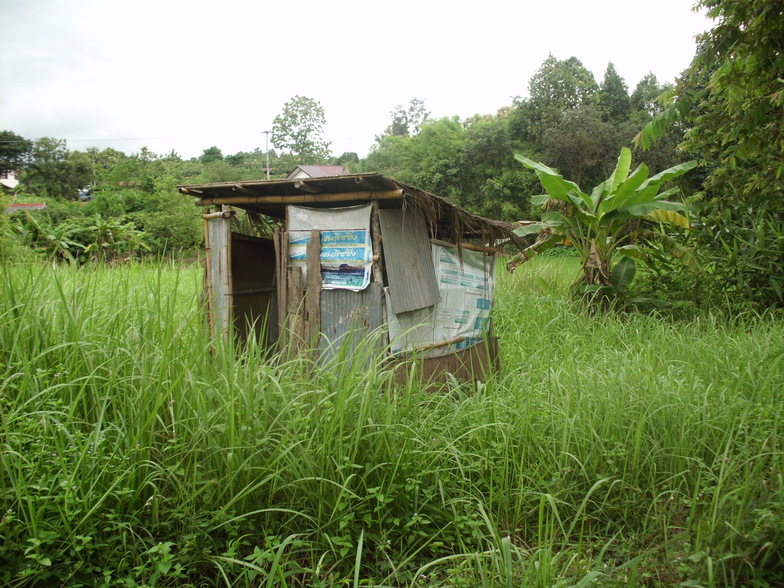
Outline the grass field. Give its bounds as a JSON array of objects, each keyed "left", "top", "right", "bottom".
[{"left": 1, "top": 259, "right": 783, "bottom": 587}]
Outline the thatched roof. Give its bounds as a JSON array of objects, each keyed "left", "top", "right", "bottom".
[{"left": 179, "top": 173, "right": 526, "bottom": 249}]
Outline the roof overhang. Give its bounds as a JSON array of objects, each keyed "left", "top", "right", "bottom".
[{"left": 178, "top": 173, "right": 527, "bottom": 248}]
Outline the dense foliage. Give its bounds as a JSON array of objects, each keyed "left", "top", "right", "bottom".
[{"left": 636, "top": 0, "right": 784, "bottom": 310}]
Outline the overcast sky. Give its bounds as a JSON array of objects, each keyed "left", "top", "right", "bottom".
[{"left": 1, "top": 0, "right": 711, "bottom": 160}]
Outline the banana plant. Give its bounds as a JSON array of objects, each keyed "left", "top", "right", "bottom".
[{"left": 509, "top": 147, "right": 699, "bottom": 302}]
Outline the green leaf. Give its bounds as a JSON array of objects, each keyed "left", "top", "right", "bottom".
[
  {"left": 589, "top": 180, "right": 608, "bottom": 211},
  {"left": 514, "top": 152, "right": 583, "bottom": 202},
  {"left": 610, "top": 256, "right": 636, "bottom": 293},
  {"left": 606, "top": 164, "right": 650, "bottom": 211},
  {"left": 621, "top": 200, "right": 687, "bottom": 217},
  {"left": 606, "top": 147, "right": 632, "bottom": 194},
  {"left": 531, "top": 194, "right": 551, "bottom": 207},
  {"left": 646, "top": 209, "right": 690, "bottom": 228},
  {"left": 639, "top": 160, "right": 698, "bottom": 189},
  {"left": 513, "top": 223, "right": 546, "bottom": 237},
  {"left": 652, "top": 187, "right": 681, "bottom": 201},
  {"left": 643, "top": 231, "right": 702, "bottom": 272}
]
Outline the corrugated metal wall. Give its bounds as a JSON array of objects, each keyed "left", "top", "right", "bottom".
[{"left": 319, "top": 282, "right": 384, "bottom": 365}]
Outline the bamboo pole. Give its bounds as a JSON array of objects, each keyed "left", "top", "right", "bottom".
[
  {"left": 392, "top": 336, "right": 466, "bottom": 358},
  {"left": 194, "top": 190, "right": 404, "bottom": 207},
  {"left": 430, "top": 238, "right": 498, "bottom": 254}
]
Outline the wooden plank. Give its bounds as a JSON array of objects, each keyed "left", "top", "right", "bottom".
[
  {"left": 195, "top": 189, "right": 403, "bottom": 207},
  {"left": 370, "top": 201, "right": 388, "bottom": 349},
  {"left": 287, "top": 265, "right": 305, "bottom": 351},
  {"left": 378, "top": 208, "right": 439, "bottom": 314},
  {"left": 370, "top": 201, "right": 383, "bottom": 286},
  {"left": 202, "top": 212, "right": 214, "bottom": 337},
  {"left": 305, "top": 229, "right": 322, "bottom": 355}
]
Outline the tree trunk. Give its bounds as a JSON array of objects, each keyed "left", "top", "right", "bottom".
[{"left": 582, "top": 239, "right": 610, "bottom": 286}]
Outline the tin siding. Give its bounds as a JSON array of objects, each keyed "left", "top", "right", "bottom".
[
  {"left": 378, "top": 209, "right": 439, "bottom": 314},
  {"left": 206, "top": 215, "right": 232, "bottom": 338},
  {"left": 319, "top": 282, "right": 384, "bottom": 365}
]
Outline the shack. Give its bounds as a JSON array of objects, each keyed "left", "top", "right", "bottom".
[{"left": 179, "top": 173, "right": 525, "bottom": 383}]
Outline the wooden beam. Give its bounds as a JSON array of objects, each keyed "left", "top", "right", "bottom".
[
  {"left": 294, "top": 180, "right": 321, "bottom": 194},
  {"left": 287, "top": 266, "right": 305, "bottom": 351},
  {"left": 233, "top": 183, "right": 255, "bottom": 196},
  {"left": 195, "top": 189, "right": 404, "bottom": 207},
  {"left": 354, "top": 177, "right": 376, "bottom": 190}
]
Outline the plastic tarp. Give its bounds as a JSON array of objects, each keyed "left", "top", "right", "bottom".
[
  {"left": 387, "top": 243, "right": 495, "bottom": 356},
  {"left": 288, "top": 204, "right": 372, "bottom": 291}
]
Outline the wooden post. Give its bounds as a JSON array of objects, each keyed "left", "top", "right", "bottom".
[
  {"left": 370, "top": 200, "right": 389, "bottom": 350},
  {"left": 203, "top": 209, "right": 214, "bottom": 337},
  {"left": 203, "top": 204, "right": 232, "bottom": 342},
  {"left": 305, "top": 229, "right": 322, "bottom": 359},
  {"left": 273, "top": 228, "right": 289, "bottom": 353}
]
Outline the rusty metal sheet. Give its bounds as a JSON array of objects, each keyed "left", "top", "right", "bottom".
[
  {"left": 378, "top": 208, "right": 439, "bottom": 314},
  {"left": 319, "top": 282, "right": 384, "bottom": 365},
  {"left": 393, "top": 336, "right": 500, "bottom": 389}
]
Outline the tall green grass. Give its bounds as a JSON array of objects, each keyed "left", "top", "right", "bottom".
[{"left": 1, "top": 258, "right": 783, "bottom": 586}]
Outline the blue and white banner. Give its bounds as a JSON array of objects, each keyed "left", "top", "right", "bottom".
[
  {"left": 288, "top": 205, "right": 373, "bottom": 291},
  {"left": 387, "top": 243, "right": 495, "bottom": 356}
]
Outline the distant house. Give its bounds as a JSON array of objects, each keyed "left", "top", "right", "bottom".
[
  {"left": 286, "top": 165, "right": 350, "bottom": 180},
  {"left": 5, "top": 202, "right": 46, "bottom": 214},
  {"left": 1, "top": 170, "right": 20, "bottom": 190}
]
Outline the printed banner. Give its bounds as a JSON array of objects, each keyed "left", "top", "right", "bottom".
[
  {"left": 288, "top": 205, "right": 372, "bottom": 291},
  {"left": 387, "top": 243, "right": 495, "bottom": 356},
  {"left": 432, "top": 244, "right": 494, "bottom": 350}
]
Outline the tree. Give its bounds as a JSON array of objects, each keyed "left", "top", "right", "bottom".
[
  {"left": 24, "top": 138, "right": 94, "bottom": 200},
  {"left": 635, "top": 0, "right": 784, "bottom": 308},
  {"left": 0, "top": 130, "right": 32, "bottom": 174},
  {"left": 542, "top": 106, "right": 615, "bottom": 187},
  {"left": 199, "top": 146, "right": 223, "bottom": 165},
  {"left": 406, "top": 117, "right": 467, "bottom": 204},
  {"left": 636, "top": 0, "right": 783, "bottom": 201},
  {"left": 380, "top": 98, "right": 431, "bottom": 138},
  {"left": 272, "top": 95, "right": 331, "bottom": 162},
  {"left": 511, "top": 55, "right": 598, "bottom": 142},
  {"left": 631, "top": 73, "right": 668, "bottom": 116},
  {"left": 508, "top": 148, "right": 698, "bottom": 305},
  {"left": 596, "top": 63, "right": 631, "bottom": 123},
  {"left": 335, "top": 152, "right": 359, "bottom": 168}
]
